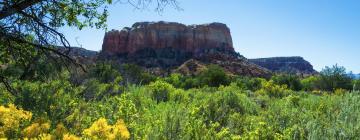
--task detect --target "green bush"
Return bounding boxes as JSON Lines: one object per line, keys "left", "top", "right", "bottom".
{"left": 121, "top": 63, "right": 156, "bottom": 85}
{"left": 353, "top": 80, "right": 360, "bottom": 91}
{"left": 3, "top": 61, "right": 360, "bottom": 139}
{"left": 163, "top": 73, "right": 183, "bottom": 88}
{"left": 88, "top": 62, "right": 121, "bottom": 83}
{"left": 255, "top": 80, "right": 290, "bottom": 98}
{"left": 232, "top": 77, "right": 261, "bottom": 91}
{"left": 148, "top": 80, "right": 175, "bottom": 103}
{"left": 272, "top": 74, "right": 302, "bottom": 91}
{"left": 301, "top": 76, "right": 320, "bottom": 91}
{"left": 198, "top": 64, "right": 230, "bottom": 87}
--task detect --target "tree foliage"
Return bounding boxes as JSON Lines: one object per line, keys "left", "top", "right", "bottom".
{"left": 0, "top": 0, "right": 179, "bottom": 94}
{"left": 318, "top": 64, "right": 352, "bottom": 91}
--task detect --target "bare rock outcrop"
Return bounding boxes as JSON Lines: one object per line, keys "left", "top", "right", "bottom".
{"left": 100, "top": 21, "right": 271, "bottom": 77}
{"left": 102, "top": 21, "right": 234, "bottom": 55}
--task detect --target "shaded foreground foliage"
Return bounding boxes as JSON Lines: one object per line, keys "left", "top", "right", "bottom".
{"left": 0, "top": 62, "right": 359, "bottom": 139}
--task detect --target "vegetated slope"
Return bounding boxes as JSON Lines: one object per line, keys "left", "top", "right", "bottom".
{"left": 249, "top": 56, "right": 317, "bottom": 76}
{"left": 2, "top": 76, "right": 360, "bottom": 139}
{"left": 99, "top": 21, "right": 271, "bottom": 77}
{"left": 57, "top": 46, "right": 98, "bottom": 65}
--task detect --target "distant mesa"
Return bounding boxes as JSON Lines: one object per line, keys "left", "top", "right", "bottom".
{"left": 65, "top": 21, "right": 318, "bottom": 77}
{"left": 101, "top": 21, "right": 234, "bottom": 56}
{"left": 249, "top": 56, "right": 318, "bottom": 76}
{"left": 100, "top": 21, "right": 271, "bottom": 77}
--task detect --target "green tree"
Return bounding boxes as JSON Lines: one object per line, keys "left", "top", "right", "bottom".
{"left": 0, "top": 0, "right": 178, "bottom": 94}
{"left": 318, "top": 64, "right": 352, "bottom": 91}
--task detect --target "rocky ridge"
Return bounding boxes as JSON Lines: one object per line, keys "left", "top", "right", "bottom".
{"left": 249, "top": 56, "right": 317, "bottom": 76}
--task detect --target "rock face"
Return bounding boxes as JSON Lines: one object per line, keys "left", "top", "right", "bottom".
{"left": 101, "top": 21, "right": 271, "bottom": 77}
{"left": 249, "top": 57, "right": 317, "bottom": 75}
{"left": 102, "top": 21, "right": 234, "bottom": 55}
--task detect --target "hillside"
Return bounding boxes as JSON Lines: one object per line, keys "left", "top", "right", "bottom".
{"left": 249, "top": 56, "right": 317, "bottom": 76}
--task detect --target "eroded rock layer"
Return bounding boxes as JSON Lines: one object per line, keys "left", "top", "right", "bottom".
{"left": 101, "top": 21, "right": 271, "bottom": 77}
{"left": 102, "top": 21, "right": 234, "bottom": 55}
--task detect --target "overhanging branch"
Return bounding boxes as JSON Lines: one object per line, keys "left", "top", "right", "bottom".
{"left": 0, "top": 0, "right": 43, "bottom": 20}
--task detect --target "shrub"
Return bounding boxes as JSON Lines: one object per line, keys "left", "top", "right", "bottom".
{"left": 82, "top": 118, "right": 130, "bottom": 140}
{"left": 164, "top": 73, "right": 183, "bottom": 88}
{"left": 301, "top": 76, "right": 320, "bottom": 91}
{"left": 334, "top": 88, "right": 347, "bottom": 96}
{"left": 88, "top": 62, "right": 121, "bottom": 83}
{"left": 353, "top": 80, "right": 360, "bottom": 91}
{"left": 272, "top": 74, "right": 302, "bottom": 91}
{"left": 182, "top": 77, "right": 200, "bottom": 89}
{"left": 198, "top": 64, "right": 230, "bottom": 87}
{"left": 82, "top": 77, "right": 123, "bottom": 100}
{"left": 256, "top": 80, "right": 290, "bottom": 98}
{"left": 242, "top": 121, "right": 280, "bottom": 139}
{"left": 234, "top": 77, "right": 265, "bottom": 91}
{"left": 54, "top": 123, "right": 68, "bottom": 139}
{"left": 148, "top": 80, "right": 175, "bottom": 103}
{"left": 63, "top": 134, "right": 81, "bottom": 140}
{"left": 22, "top": 122, "right": 51, "bottom": 138}
{"left": 121, "top": 63, "right": 156, "bottom": 85}
{"left": 0, "top": 104, "right": 32, "bottom": 138}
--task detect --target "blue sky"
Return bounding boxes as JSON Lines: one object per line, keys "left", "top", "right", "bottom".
{"left": 62, "top": 0, "right": 360, "bottom": 73}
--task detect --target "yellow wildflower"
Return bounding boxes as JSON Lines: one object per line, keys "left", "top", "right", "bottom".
{"left": 54, "top": 123, "right": 68, "bottom": 139}
{"left": 63, "top": 134, "right": 80, "bottom": 140}
{"left": 113, "top": 119, "right": 130, "bottom": 140}
{"left": 83, "top": 118, "right": 130, "bottom": 140}
{"left": 83, "top": 118, "right": 112, "bottom": 139}
{"left": 38, "top": 133, "right": 54, "bottom": 140}
{"left": 0, "top": 104, "right": 32, "bottom": 138}
{"left": 23, "top": 122, "right": 50, "bottom": 138}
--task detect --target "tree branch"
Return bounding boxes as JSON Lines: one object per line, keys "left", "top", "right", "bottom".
{"left": 0, "top": 0, "right": 43, "bottom": 20}
{"left": 0, "top": 75, "right": 17, "bottom": 96}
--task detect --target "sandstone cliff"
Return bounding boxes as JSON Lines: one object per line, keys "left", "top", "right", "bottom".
{"left": 249, "top": 56, "right": 317, "bottom": 75}
{"left": 100, "top": 21, "right": 271, "bottom": 77}
{"left": 102, "top": 21, "right": 234, "bottom": 55}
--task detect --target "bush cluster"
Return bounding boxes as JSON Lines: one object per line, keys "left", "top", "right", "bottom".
{"left": 1, "top": 63, "right": 360, "bottom": 139}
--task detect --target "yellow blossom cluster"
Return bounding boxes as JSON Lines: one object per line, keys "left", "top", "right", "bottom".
{"left": 21, "top": 122, "right": 82, "bottom": 140}
{"left": 113, "top": 119, "right": 130, "bottom": 140}
{"left": 83, "top": 118, "right": 130, "bottom": 140}
{"left": 0, "top": 104, "right": 32, "bottom": 138}
{"left": 63, "top": 133, "right": 81, "bottom": 140}
{"left": 54, "top": 123, "right": 68, "bottom": 138}
{"left": 22, "top": 122, "right": 50, "bottom": 138}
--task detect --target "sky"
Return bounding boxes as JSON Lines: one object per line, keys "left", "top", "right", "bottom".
{"left": 62, "top": 0, "right": 360, "bottom": 73}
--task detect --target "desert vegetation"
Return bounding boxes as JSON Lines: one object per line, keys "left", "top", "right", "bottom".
{"left": 1, "top": 61, "right": 359, "bottom": 139}
{"left": 1, "top": 1, "right": 359, "bottom": 139}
